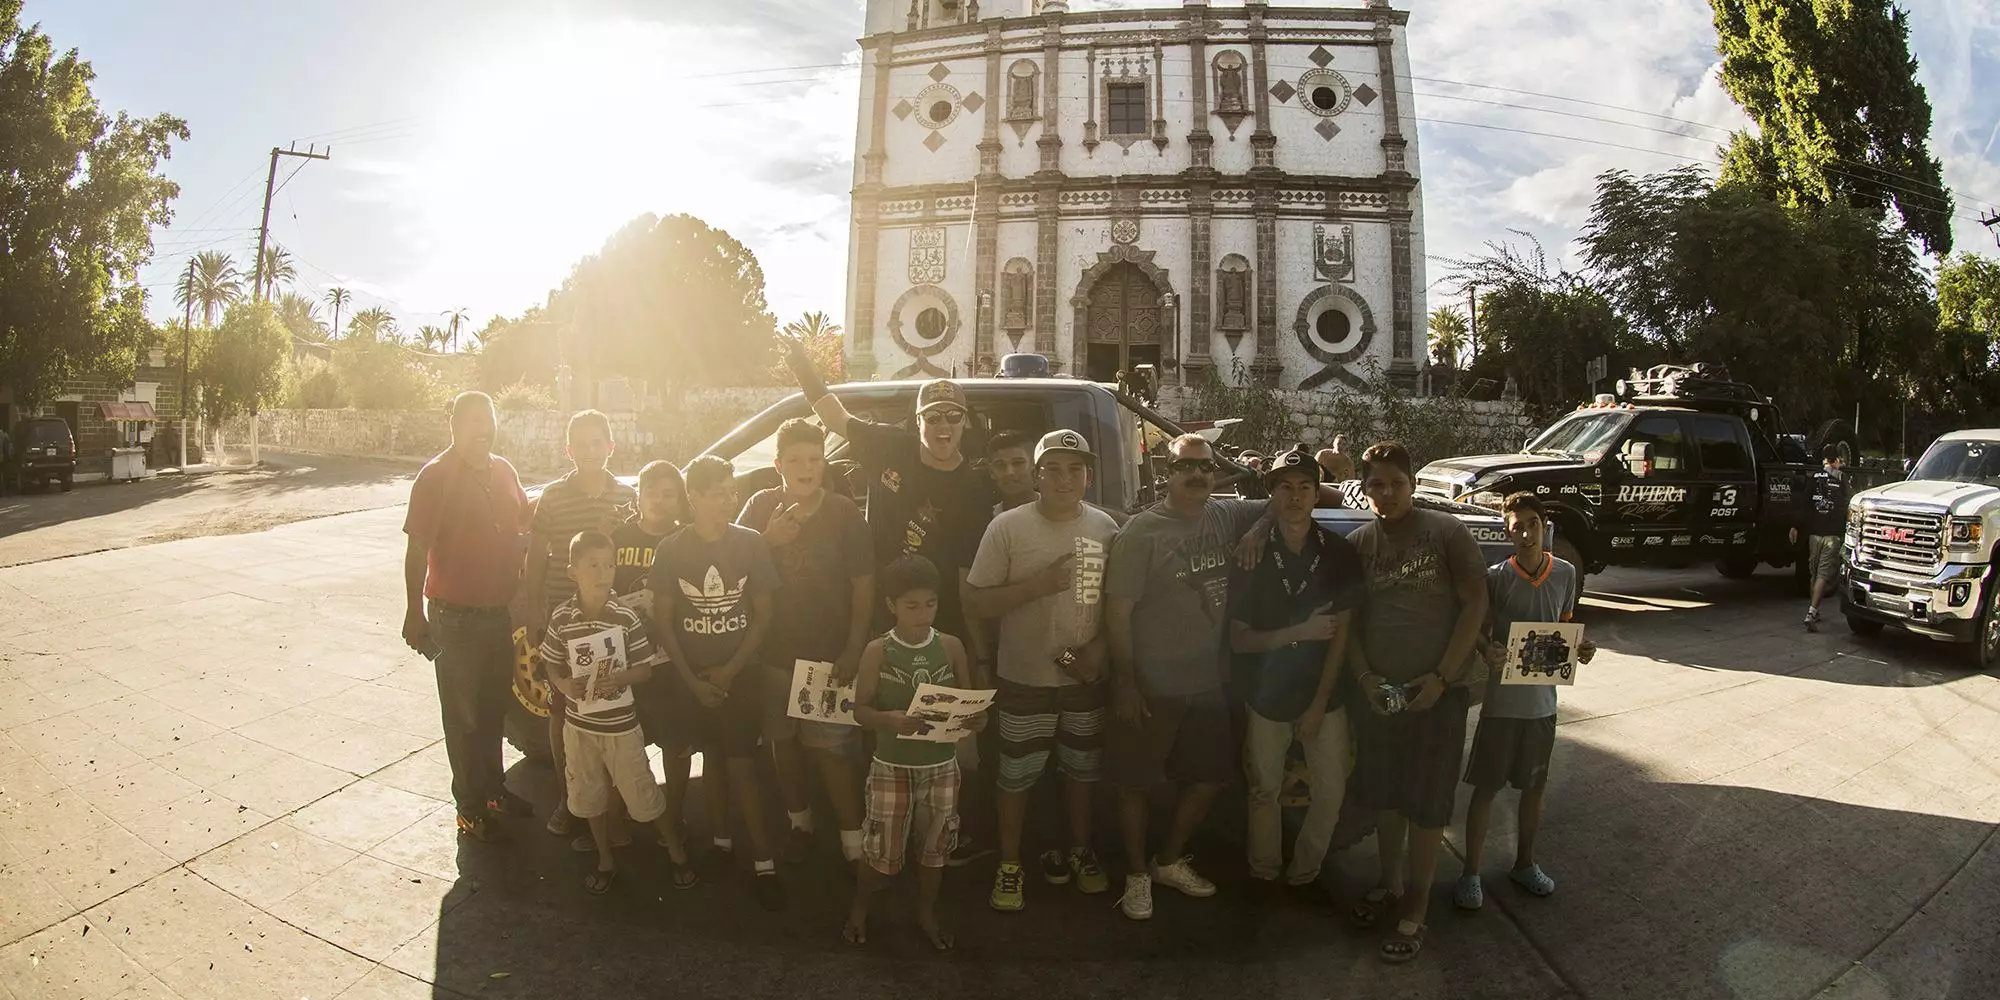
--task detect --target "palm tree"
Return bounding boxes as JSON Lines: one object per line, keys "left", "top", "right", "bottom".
{"left": 778, "top": 310, "right": 845, "bottom": 383}
{"left": 276, "top": 292, "right": 327, "bottom": 343}
{"left": 416, "top": 324, "right": 447, "bottom": 352}
{"left": 1428, "top": 304, "right": 1470, "bottom": 369}
{"left": 257, "top": 243, "right": 296, "bottom": 300}
{"left": 174, "top": 251, "right": 242, "bottom": 327}
{"left": 349, "top": 305, "right": 398, "bottom": 342}
{"left": 323, "top": 287, "right": 352, "bottom": 340}
{"left": 444, "top": 308, "right": 469, "bottom": 352}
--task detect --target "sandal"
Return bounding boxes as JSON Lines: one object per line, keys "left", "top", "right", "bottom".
{"left": 1349, "top": 887, "right": 1401, "bottom": 929}
{"left": 668, "top": 860, "right": 699, "bottom": 891}
{"left": 584, "top": 868, "right": 616, "bottom": 895}
{"left": 1510, "top": 864, "right": 1556, "bottom": 897}
{"left": 1380, "top": 920, "right": 1426, "bottom": 964}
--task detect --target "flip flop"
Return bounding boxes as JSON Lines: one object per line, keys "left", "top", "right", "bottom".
{"left": 668, "top": 860, "right": 699, "bottom": 891}
{"left": 841, "top": 916, "right": 867, "bottom": 946}
{"left": 1510, "top": 864, "right": 1557, "bottom": 897}
{"left": 1349, "top": 887, "right": 1401, "bottom": 930}
{"left": 1380, "top": 920, "right": 1426, "bottom": 964}
{"left": 584, "top": 868, "right": 616, "bottom": 895}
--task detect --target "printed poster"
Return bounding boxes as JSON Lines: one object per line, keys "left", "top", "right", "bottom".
{"left": 566, "top": 625, "right": 634, "bottom": 714}
{"left": 785, "top": 659, "right": 858, "bottom": 727}
{"left": 902, "top": 682, "right": 997, "bottom": 743}
{"left": 1500, "top": 621, "right": 1586, "bottom": 686}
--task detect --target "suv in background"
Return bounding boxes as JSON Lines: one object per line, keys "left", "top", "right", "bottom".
{"left": 7, "top": 417, "right": 76, "bottom": 493}
{"left": 1842, "top": 430, "right": 2000, "bottom": 668}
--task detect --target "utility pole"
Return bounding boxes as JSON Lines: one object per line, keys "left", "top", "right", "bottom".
{"left": 179, "top": 258, "right": 195, "bottom": 470}
{"left": 248, "top": 142, "right": 329, "bottom": 465}
{"left": 1983, "top": 211, "right": 2000, "bottom": 248}
{"left": 1466, "top": 283, "right": 1479, "bottom": 363}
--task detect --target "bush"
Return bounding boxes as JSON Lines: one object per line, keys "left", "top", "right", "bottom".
{"left": 335, "top": 337, "right": 442, "bottom": 410}
{"left": 494, "top": 380, "right": 554, "bottom": 411}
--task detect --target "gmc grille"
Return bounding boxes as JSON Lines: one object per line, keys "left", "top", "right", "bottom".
{"left": 1855, "top": 507, "right": 1944, "bottom": 576}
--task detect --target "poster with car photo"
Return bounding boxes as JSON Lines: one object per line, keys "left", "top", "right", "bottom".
{"left": 901, "top": 682, "right": 997, "bottom": 742}
{"left": 786, "top": 659, "right": 859, "bottom": 727}
{"left": 1501, "top": 622, "right": 1586, "bottom": 686}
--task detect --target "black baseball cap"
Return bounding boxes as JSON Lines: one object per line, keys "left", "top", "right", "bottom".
{"left": 1263, "top": 443, "right": 1326, "bottom": 484}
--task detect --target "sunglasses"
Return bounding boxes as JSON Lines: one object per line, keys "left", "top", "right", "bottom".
{"left": 921, "top": 409, "right": 967, "bottom": 425}
{"left": 1168, "top": 458, "right": 1218, "bottom": 474}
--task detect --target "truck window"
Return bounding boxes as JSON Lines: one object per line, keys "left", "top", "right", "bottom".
{"left": 1626, "top": 415, "right": 1687, "bottom": 472}
{"left": 1691, "top": 416, "right": 1752, "bottom": 475}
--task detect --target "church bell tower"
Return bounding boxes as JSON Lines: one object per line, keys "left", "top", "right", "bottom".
{"left": 862, "top": 0, "right": 1041, "bottom": 37}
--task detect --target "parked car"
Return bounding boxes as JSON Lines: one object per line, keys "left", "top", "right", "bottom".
{"left": 6, "top": 416, "right": 77, "bottom": 493}
{"left": 1841, "top": 430, "right": 2000, "bottom": 668}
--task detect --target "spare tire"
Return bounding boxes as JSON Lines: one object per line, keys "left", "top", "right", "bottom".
{"left": 1807, "top": 418, "right": 1856, "bottom": 467}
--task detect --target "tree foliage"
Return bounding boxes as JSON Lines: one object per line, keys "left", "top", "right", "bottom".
{"left": 1711, "top": 0, "right": 1952, "bottom": 254}
{"left": 275, "top": 292, "right": 326, "bottom": 343}
{"left": 174, "top": 251, "right": 241, "bottom": 330}
{"left": 333, "top": 334, "right": 439, "bottom": 410}
{"left": 1447, "top": 232, "right": 1636, "bottom": 417}
{"left": 1426, "top": 305, "right": 1468, "bottom": 369}
{"left": 197, "top": 302, "right": 290, "bottom": 421}
{"left": 0, "top": 1, "right": 186, "bottom": 408}
{"left": 348, "top": 305, "right": 397, "bottom": 342}
{"left": 560, "top": 213, "right": 776, "bottom": 387}
{"left": 772, "top": 311, "right": 845, "bottom": 385}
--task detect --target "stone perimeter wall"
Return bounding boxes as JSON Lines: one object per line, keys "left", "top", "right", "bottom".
{"left": 1156, "top": 385, "right": 1541, "bottom": 455}
{"left": 220, "top": 387, "right": 794, "bottom": 479}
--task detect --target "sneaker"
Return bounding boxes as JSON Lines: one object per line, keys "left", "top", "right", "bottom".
{"left": 752, "top": 870, "right": 785, "bottom": 911}
{"left": 948, "top": 836, "right": 994, "bottom": 869}
{"left": 990, "top": 862, "right": 1026, "bottom": 911}
{"left": 1070, "top": 848, "right": 1110, "bottom": 895}
{"left": 1455, "top": 874, "right": 1485, "bottom": 911}
{"left": 1117, "top": 873, "right": 1154, "bottom": 920}
{"left": 545, "top": 805, "right": 574, "bottom": 837}
{"left": 1150, "top": 855, "right": 1217, "bottom": 898}
{"left": 455, "top": 810, "right": 510, "bottom": 844}
{"left": 1039, "top": 849, "right": 1072, "bottom": 885}
{"left": 487, "top": 790, "right": 534, "bottom": 819}
{"left": 1804, "top": 607, "right": 1820, "bottom": 632}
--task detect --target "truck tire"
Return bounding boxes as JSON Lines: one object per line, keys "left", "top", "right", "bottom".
{"left": 1975, "top": 579, "right": 2000, "bottom": 672}
{"left": 505, "top": 626, "right": 553, "bottom": 765}
{"left": 1807, "top": 418, "right": 1857, "bottom": 467}
{"left": 1845, "top": 614, "right": 1884, "bottom": 637}
{"left": 1552, "top": 536, "right": 1585, "bottom": 607}
{"left": 1715, "top": 554, "right": 1759, "bottom": 579}
{"left": 60, "top": 473, "right": 72, "bottom": 492}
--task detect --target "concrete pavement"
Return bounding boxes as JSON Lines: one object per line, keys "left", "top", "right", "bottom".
{"left": 0, "top": 504, "right": 1996, "bottom": 999}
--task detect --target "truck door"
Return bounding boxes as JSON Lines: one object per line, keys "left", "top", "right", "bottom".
{"left": 1688, "top": 414, "right": 1758, "bottom": 553}
{"left": 1606, "top": 413, "right": 1697, "bottom": 554}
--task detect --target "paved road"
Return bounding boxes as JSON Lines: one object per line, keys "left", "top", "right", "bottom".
{"left": 0, "top": 500, "right": 1996, "bottom": 1000}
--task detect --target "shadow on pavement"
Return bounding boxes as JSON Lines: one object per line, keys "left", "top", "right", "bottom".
{"left": 0, "top": 453, "right": 414, "bottom": 538}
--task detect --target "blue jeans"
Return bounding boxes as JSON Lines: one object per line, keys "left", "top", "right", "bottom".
{"left": 429, "top": 599, "right": 514, "bottom": 817}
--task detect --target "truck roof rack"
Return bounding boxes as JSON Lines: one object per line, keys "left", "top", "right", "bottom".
{"left": 1615, "top": 363, "right": 1770, "bottom": 408}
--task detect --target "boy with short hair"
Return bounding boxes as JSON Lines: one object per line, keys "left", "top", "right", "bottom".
{"left": 538, "top": 531, "right": 696, "bottom": 894}
{"left": 515, "top": 409, "right": 636, "bottom": 837}
{"left": 986, "top": 431, "right": 1041, "bottom": 514}
{"left": 1456, "top": 492, "right": 1594, "bottom": 912}
{"left": 736, "top": 418, "right": 874, "bottom": 867}
{"left": 843, "top": 555, "right": 982, "bottom": 951}
{"left": 649, "top": 455, "right": 787, "bottom": 909}
{"left": 613, "top": 460, "right": 693, "bottom": 847}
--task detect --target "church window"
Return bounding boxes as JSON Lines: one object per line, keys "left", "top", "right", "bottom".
{"left": 929, "top": 100, "right": 955, "bottom": 123}
{"left": 1315, "top": 309, "right": 1351, "bottom": 344}
{"left": 1310, "top": 86, "right": 1341, "bottom": 112}
{"left": 1106, "top": 83, "right": 1147, "bottom": 136}
{"left": 916, "top": 307, "right": 948, "bottom": 341}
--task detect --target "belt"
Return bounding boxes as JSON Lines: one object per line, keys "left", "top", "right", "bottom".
{"left": 428, "top": 598, "right": 509, "bottom": 615}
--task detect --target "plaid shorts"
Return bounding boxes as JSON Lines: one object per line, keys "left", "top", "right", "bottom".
{"left": 862, "top": 757, "right": 960, "bottom": 876}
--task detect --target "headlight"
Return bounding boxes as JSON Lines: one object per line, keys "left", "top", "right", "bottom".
{"left": 1468, "top": 491, "right": 1506, "bottom": 508}
{"left": 1949, "top": 518, "right": 1983, "bottom": 546}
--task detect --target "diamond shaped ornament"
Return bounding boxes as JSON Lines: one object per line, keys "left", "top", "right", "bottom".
{"left": 962, "top": 91, "right": 984, "bottom": 113}
{"left": 1315, "top": 119, "right": 1340, "bottom": 141}
{"left": 923, "top": 131, "right": 946, "bottom": 152}
{"left": 929, "top": 62, "right": 951, "bottom": 82}
{"left": 1309, "top": 46, "right": 1333, "bottom": 68}
{"left": 893, "top": 99, "right": 914, "bottom": 120}
{"left": 1270, "top": 80, "right": 1295, "bottom": 103}
{"left": 1354, "top": 83, "right": 1378, "bottom": 106}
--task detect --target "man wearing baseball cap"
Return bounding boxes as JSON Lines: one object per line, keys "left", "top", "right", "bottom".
{"left": 964, "top": 429, "right": 1120, "bottom": 911}
{"left": 1227, "top": 444, "right": 1364, "bottom": 899}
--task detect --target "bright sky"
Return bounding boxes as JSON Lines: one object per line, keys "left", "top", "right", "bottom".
{"left": 33, "top": 0, "right": 2000, "bottom": 336}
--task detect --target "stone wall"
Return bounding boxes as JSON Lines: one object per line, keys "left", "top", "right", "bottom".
{"left": 221, "top": 386, "right": 795, "bottom": 478}
{"left": 1156, "top": 384, "right": 1541, "bottom": 466}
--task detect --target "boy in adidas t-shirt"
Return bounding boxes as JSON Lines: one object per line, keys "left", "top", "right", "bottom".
{"left": 538, "top": 530, "right": 695, "bottom": 894}
{"left": 843, "top": 555, "right": 983, "bottom": 951}
{"left": 1456, "top": 492, "right": 1594, "bottom": 912}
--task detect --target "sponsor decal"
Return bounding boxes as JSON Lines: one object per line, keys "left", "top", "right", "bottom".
{"left": 1714, "top": 486, "right": 1740, "bottom": 507}
{"left": 1731, "top": 530, "right": 1750, "bottom": 543}
{"left": 880, "top": 468, "right": 902, "bottom": 493}
{"left": 1670, "top": 535, "right": 1692, "bottom": 547}
{"left": 1535, "top": 485, "right": 1551, "bottom": 495}
{"left": 1767, "top": 481, "right": 1792, "bottom": 501}
{"left": 1578, "top": 484, "right": 1603, "bottom": 504}
{"left": 1709, "top": 507, "right": 1741, "bottom": 518}
{"left": 1617, "top": 484, "right": 1687, "bottom": 503}
{"left": 1558, "top": 484, "right": 1580, "bottom": 495}
{"left": 1642, "top": 536, "right": 1665, "bottom": 546}
{"left": 1610, "top": 536, "right": 1633, "bottom": 548}
{"left": 1699, "top": 534, "right": 1729, "bottom": 545}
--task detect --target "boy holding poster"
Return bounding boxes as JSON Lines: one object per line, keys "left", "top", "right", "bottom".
{"left": 538, "top": 531, "right": 697, "bottom": 894}
{"left": 1457, "top": 493, "right": 1594, "bottom": 912}
{"left": 844, "top": 555, "right": 984, "bottom": 951}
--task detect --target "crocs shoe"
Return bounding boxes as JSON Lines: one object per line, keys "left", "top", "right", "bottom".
{"left": 1454, "top": 874, "right": 1484, "bottom": 911}
{"left": 1510, "top": 864, "right": 1556, "bottom": 897}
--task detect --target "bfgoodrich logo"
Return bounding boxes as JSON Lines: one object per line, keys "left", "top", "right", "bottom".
{"left": 679, "top": 565, "right": 750, "bottom": 635}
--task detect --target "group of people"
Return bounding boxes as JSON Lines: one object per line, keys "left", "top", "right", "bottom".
{"left": 398, "top": 340, "right": 1593, "bottom": 963}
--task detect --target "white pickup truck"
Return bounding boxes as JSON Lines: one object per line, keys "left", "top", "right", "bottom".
{"left": 1841, "top": 430, "right": 2000, "bottom": 668}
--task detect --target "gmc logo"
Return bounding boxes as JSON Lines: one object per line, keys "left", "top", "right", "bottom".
{"left": 1882, "top": 527, "right": 1915, "bottom": 543}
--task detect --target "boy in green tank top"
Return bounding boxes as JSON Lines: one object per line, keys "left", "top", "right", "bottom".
{"left": 844, "top": 555, "right": 984, "bottom": 951}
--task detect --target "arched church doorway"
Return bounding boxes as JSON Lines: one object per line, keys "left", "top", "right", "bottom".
{"left": 1083, "top": 262, "right": 1163, "bottom": 384}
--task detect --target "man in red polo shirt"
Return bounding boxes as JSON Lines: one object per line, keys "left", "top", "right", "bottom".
{"left": 403, "top": 391, "right": 535, "bottom": 842}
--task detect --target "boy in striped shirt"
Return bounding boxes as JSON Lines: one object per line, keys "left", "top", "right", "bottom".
{"left": 539, "top": 530, "right": 696, "bottom": 894}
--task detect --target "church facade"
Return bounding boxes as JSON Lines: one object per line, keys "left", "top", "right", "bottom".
{"left": 844, "top": 0, "right": 1427, "bottom": 391}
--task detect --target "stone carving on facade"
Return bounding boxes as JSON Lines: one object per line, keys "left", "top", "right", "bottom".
{"left": 888, "top": 285, "right": 961, "bottom": 379}
{"left": 909, "top": 227, "right": 947, "bottom": 284}
{"left": 1313, "top": 223, "right": 1355, "bottom": 282}
{"left": 1001, "top": 258, "right": 1033, "bottom": 337}
{"left": 1215, "top": 255, "right": 1251, "bottom": 343}
{"left": 1006, "top": 59, "right": 1039, "bottom": 143}
{"left": 1212, "top": 50, "right": 1250, "bottom": 138}
{"left": 1109, "top": 217, "right": 1140, "bottom": 246}
{"left": 1293, "top": 285, "right": 1376, "bottom": 390}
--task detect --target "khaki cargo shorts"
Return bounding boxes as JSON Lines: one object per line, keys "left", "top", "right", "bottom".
{"left": 1808, "top": 535, "right": 1842, "bottom": 589}
{"left": 563, "top": 725, "right": 666, "bottom": 823}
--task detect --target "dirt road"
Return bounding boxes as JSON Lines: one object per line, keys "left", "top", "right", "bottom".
{"left": 0, "top": 452, "right": 421, "bottom": 566}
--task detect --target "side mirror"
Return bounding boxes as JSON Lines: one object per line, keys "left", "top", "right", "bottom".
{"left": 1622, "top": 442, "right": 1654, "bottom": 478}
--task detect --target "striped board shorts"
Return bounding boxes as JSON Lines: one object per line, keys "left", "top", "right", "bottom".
{"left": 862, "top": 757, "right": 960, "bottom": 876}
{"left": 994, "top": 678, "right": 1107, "bottom": 793}
{"left": 1349, "top": 684, "right": 1471, "bottom": 830}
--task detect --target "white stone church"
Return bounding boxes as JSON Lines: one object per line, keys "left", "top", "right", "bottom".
{"left": 843, "top": 0, "right": 1427, "bottom": 391}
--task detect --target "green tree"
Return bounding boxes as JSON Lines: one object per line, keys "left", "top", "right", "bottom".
{"left": 275, "top": 291, "right": 326, "bottom": 343}
{"left": 348, "top": 305, "right": 397, "bottom": 342}
{"left": 1448, "top": 233, "right": 1635, "bottom": 416}
{"left": 772, "top": 310, "right": 845, "bottom": 385}
{"left": 560, "top": 213, "right": 776, "bottom": 387}
{"left": 333, "top": 334, "right": 439, "bottom": 410}
{"left": 1937, "top": 254, "right": 2000, "bottom": 347}
{"left": 197, "top": 301, "right": 290, "bottom": 422}
{"left": 0, "top": 1, "right": 187, "bottom": 408}
{"left": 1427, "top": 305, "right": 1469, "bottom": 369}
{"left": 175, "top": 250, "right": 241, "bottom": 328}
{"left": 323, "top": 286, "right": 351, "bottom": 340}
{"left": 415, "top": 324, "right": 446, "bottom": 352}
{"left": 444, "top": 308, "right": 469, "bottom": 352}
{"left": 1711, "top": 0, "right": 1953, "bottom": 254}
{"left": 255, "top": 243, "right": 295, "bottom": 300}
